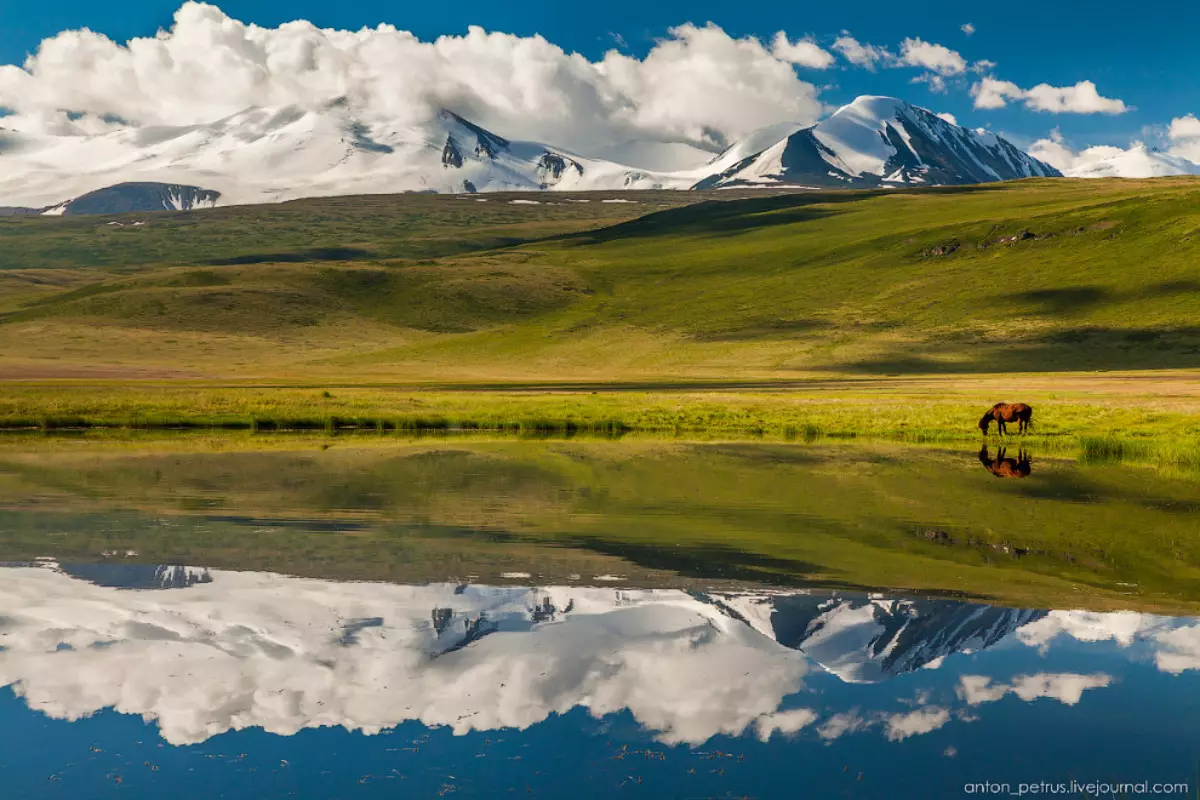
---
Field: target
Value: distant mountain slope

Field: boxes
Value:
[1061,144,1200,179]
[47,182,221,216]
[695,97,1061,189]
[0,182,220,217]
[0,96,1059,210]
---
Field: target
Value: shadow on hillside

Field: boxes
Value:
[1008,287,1112,315]
[994,281,1200,317]
[559,534,870,589]
[831,326,1200,374]
[561,185,1004,246]
[692,318,831,341]
[205,246,374,265]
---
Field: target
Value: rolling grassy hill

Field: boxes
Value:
[2,178,1199,382]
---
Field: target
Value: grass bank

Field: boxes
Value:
[4,380,1200,472]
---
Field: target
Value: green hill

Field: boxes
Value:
[2,178,1199,380]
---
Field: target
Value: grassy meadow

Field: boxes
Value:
[1,177,1200,447]
[1,178,1199,383]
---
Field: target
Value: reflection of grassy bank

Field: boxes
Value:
[4,382,1200,472]
[3,439,1200,613]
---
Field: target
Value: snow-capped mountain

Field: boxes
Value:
[0,96,1060,212]
[696,96,1061,189]
[0,103,683,210]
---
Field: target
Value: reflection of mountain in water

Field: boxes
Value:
[422,588,1041,679]
[428,595,578,656]
[29,564,1039,676]
[1,563,1194,748]
[715,593,1047,683]
[57,563,213,590]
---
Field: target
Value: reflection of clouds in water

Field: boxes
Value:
[0,567,808,746]
[1150,626,1200,674]
[1016,610,1200,674]
[753,707,819,741]
[817,706,951,744]
[1018,611,1156,648]
[883,707,951,741]
[817,710,872,741]
[958,673,1112,707]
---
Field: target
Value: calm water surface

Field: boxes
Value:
[1,439,1198,798]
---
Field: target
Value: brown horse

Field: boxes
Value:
[978,445,1032,478]
[979,402,1033,435]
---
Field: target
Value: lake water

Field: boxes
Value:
[1,439,1198,797]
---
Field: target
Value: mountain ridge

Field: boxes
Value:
[696,97,1060,189]
[2,96,1060,213]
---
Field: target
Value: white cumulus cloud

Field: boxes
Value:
[1168,114,1200,162]
[770,33,835,69]
[899,38,967,75]
[0,2,826,154]
[1026,129,1086,172]
[1023,81,1128,114]
[971,76,1127,114]
[831,36,890,70]
[972,77,1029,109]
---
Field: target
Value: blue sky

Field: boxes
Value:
[0,0,1195,153]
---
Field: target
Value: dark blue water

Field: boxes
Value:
[1,563,1196,798]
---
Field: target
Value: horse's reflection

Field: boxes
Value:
[978,446,1032,478]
